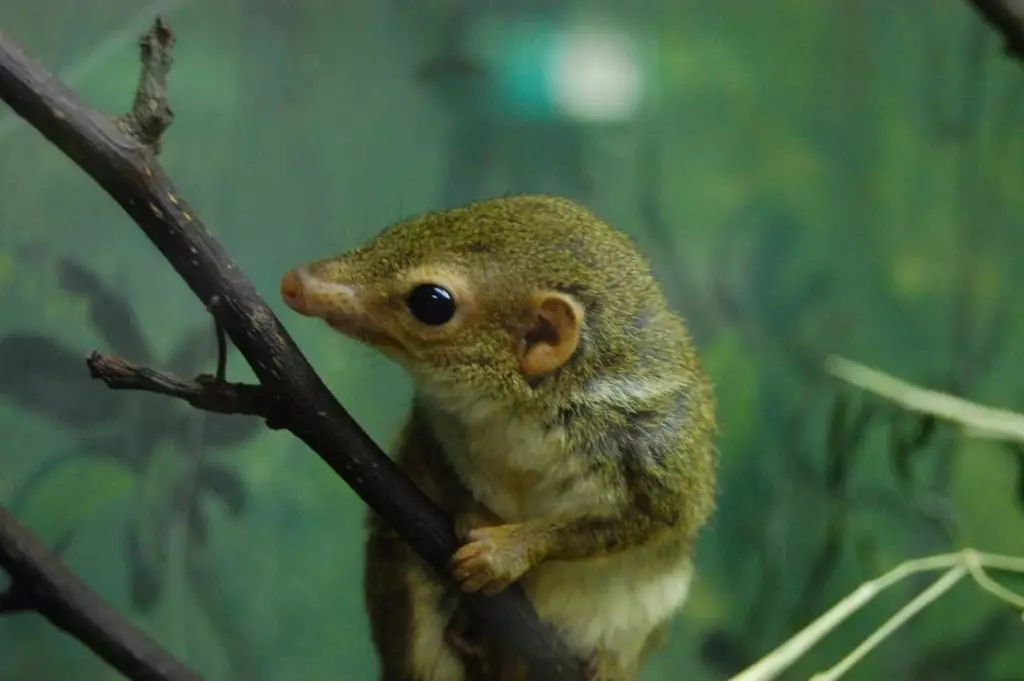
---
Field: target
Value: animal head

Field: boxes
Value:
[280,195,677,409]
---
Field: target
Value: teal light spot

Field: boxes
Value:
[486,21,560,121]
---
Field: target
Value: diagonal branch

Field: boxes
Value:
[0,17,581,681]
[826,355,1024,445]
[730,548,1024,681]
[0,584,31,614]
[963,0,1024,64]
[0,505,204,681]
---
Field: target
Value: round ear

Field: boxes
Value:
[518,291,585,378]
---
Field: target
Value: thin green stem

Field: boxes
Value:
[808,566,968,681]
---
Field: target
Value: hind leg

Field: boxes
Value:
[478,646,633,681]
[583,648,637,681]
[637,620,671,667]
[365,518,467,681]
[590,621,672,681]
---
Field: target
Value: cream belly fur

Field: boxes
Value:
[424,383,695,670]
[406,561,466,681]
[403,557,693,681]
[525,548,694,666]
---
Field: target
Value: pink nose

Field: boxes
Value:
[280,269,306,313]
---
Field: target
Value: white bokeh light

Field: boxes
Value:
[547,28,643,123]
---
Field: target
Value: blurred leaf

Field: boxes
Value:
[188,504,209,546]
[853,488,956,545]
[1004,444,1024,515]
[18,456,133,546]
[824,392,850,491]
[124,523,164,613]
[0,333,125,427]
[851,530,880,577]
[57,258,152,364]
[699,629,752,677]
[49,527,79,560]
[790,524,845,631]
[785,270,834,318]
[196,463,248,515]
[910,610,1020,681]
[847,402,877,453]
[748,203,797,302]
[889,412,939,493]
[201,413,263,449]
[890,411,915,492]
[166,324,216,377]
[823,392,875,494]
[10,442,109,514]
[905,413,938,451]
[0,251,13,292]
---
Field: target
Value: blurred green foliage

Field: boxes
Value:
[0,1,1022,680]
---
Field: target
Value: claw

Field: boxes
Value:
[449,524,534,595]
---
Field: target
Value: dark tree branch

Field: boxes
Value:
[117,15,174,151]
[86,351,273,421]
[0,17,581,681]
[0,506,204,681]
[963,0,1024,63]
[0,584,31,614]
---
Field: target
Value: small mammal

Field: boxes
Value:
[280,195,717,681]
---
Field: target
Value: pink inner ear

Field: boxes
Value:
[524,311,559,348]
[519,293,583,377]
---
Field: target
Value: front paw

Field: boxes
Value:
[454,507,500,542]
[450,524,535,596]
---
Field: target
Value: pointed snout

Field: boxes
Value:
[281,261,403,352]
[280,267,312,315]
[279,265,367,328]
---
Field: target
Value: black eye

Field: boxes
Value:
[405,284,456,326]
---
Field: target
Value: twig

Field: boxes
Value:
[963,0,1024,64]
[808,566,968,681]
[963,550,1024,610]
[0,0,188,146]
[117,15,174,150]
[0,505,204,681]
[86,351,273,421]
[728,548,1024,681]
[730,553,963,681]
[208,296,228,382]
[0,17,581,680]
[825,355,1024,445]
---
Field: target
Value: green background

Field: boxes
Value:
[0,1,1022,679]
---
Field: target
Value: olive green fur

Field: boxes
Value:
[304,196,710,407]
[296,195,718,681]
